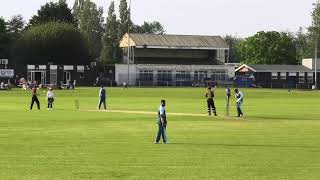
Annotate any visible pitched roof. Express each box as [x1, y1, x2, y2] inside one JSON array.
[[235, 64, 313, 73], [120, 33, 229, 50]]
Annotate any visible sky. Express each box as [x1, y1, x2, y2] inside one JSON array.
[[0, 0, 316, 37]]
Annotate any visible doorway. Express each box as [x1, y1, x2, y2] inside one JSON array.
[[29, 70, 46, 84], [64, 71, 71, 84]]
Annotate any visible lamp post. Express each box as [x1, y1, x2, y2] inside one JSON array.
[[314, 0, 319, 89], [127, 0, 132, 85], [315, 33, 317, 89]]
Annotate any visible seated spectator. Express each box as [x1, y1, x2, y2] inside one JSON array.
[[0, 82, 4, 89], [22, 83, 28, 91]]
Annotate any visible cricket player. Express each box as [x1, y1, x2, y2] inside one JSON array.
[[205, 86, 217, 116], [235, 88, 244, 117], [46, 87, 54, 110], [123, 81, 128, 89], [30, 86, 40, 110], [226, 87, 231, 116], [98, 85, 106, 110], [154, 99, 167, 144]]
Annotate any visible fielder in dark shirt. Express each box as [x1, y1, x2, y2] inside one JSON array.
[[30, 87, 40, 110], [98, 85, 106, 110], [205, 86, 217, 116]]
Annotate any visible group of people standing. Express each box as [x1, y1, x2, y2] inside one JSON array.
[[29, 86, 55, 111], [28, 85, 244, 145], [205, 85, 244, 117], [155, 87, 245, 144]]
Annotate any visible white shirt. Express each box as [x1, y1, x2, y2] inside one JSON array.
[[235, 91, 243, 102], [47, 91, 54, 99], [159, 105, 165, 115]]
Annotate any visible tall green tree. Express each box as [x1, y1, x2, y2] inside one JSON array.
[[119, 0, 132, 37], [237, 31, 297, 64], [132, 21, 165, 34], [28, 0, 75, 27], [77, 0, 104, 61], [100, 1, 121, 64], [308, 1, 320, 58], [7, 15, 25, 39], [13, 21, 89, 65], [224, 35, 242, 63], [0, 17, 10, 58], [72, 0, 84, 26], [295, 27, 313, 62]]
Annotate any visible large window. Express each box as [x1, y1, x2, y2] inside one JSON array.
[[299, 73, 305, 83], [211, 70, 227, 81], [194, 71, 207, 81], [176, 71, 191, 81], [157, 70, 172, 81], [271, 72, 278, 80], [139, 70, 153, 81], [280, 72, 286, 80], [50, 70, 57, 85]]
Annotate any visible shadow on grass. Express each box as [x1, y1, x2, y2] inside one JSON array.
[[169, 143, 318, 148]]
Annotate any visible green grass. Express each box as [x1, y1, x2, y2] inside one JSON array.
[[1, 87, 320, 179]]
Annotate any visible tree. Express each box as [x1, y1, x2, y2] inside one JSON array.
[[77, 0, 104, 61], [72, 0, 84, 26], [0, 17, 6, 34], [295, 27, 313, 63], [100, 1, 121, 64], [13, 21, 89, 65], [308, 1, 320, 59], [7, 15, 25, 39], [132, 21, 165, 34], [237, 31, 297, 64], [224, 35, 242, 63], [28, 0, 75, 27], [0, 17, 10, 58], [119, 0, 132, 37]]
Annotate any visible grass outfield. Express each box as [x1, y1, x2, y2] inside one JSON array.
[[1, 87, 320, 179]]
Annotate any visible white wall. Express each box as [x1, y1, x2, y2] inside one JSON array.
[[302, 58, 320, 70], [115, 64, 137, 85]]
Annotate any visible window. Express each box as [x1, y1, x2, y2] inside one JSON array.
[[271, 72, 278, 80], [210, 70, 227, 81], [194, 71, 207, 81], [157, 70, 172, 81], [77, 66, 85, 73], [280, 73, 286, 80], [139, 70, 153, 81], [176, 71, 191, 81], [299, 73, 305, 83], [307, 73, 314, 83], [289, 72, 297, 77], [50, 70, 57, 85]]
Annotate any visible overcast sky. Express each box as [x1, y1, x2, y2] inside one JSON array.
[[0, 0, 316, 37]]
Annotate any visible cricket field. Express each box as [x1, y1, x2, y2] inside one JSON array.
[[0, 87, 320, 180]]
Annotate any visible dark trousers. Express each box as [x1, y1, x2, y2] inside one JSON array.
[[155, 123, 167, 143], [30, 95, 40, 110], [207, 98, 216, 116], [47, 98, 54, 108], [98, 98, 106, 110]]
